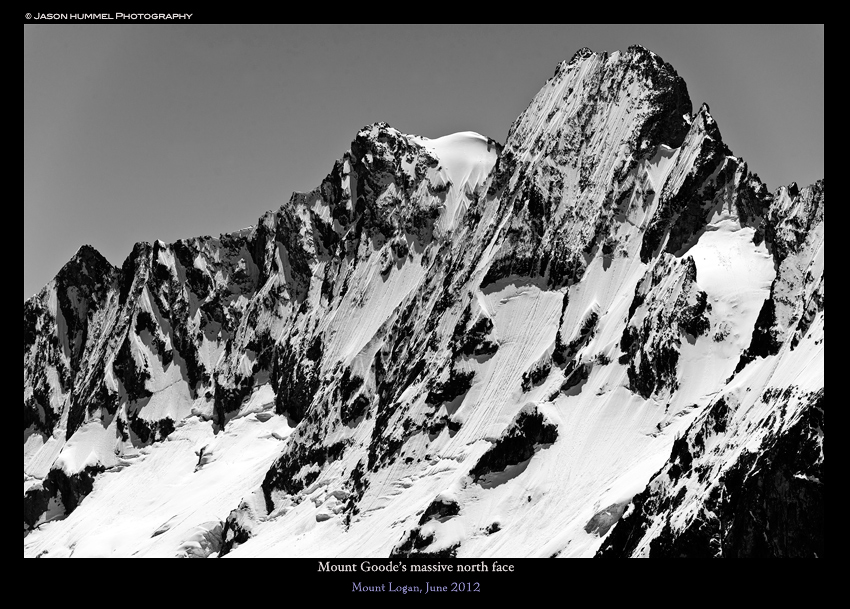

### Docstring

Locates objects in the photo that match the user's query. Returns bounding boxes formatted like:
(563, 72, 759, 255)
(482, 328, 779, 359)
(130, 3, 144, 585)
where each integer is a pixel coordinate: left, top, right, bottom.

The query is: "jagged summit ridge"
(24, 47, 823, 558)
(510, 45, 692, 158)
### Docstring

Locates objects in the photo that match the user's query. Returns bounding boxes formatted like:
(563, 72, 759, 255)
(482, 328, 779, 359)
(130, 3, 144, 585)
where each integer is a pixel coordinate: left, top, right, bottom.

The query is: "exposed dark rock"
(24, 464, 105, 532)
(554, 310, 598, 366)
(260, 440, 347, 511)
(426, 368, 474, 406)
(390, 526, 460, 558)
(341, 394, 370, 426)
(560, 361, 589, 393)
(214, 374, 254, 427)
(470, 407, 558, 481)
(245, 328, 275, 372)
(737, 180, 824, 372)
(627, 45, 693, 152)
(418, 497, 460, 525)
(736, 297, 780, 372)
(521, 359, 552, 392)
(219, 508, 253, 557)
(640, 108, 729, 263)
(453, 315, 498, 358)
(338, 367, 364, 403)
(598, 389, 823, 558)
(620, 257, 708, 398)
(272, 341, 321, 424)
(585, 501, 629, 536)
(112, 334, 152, 404)
(129, 415, 175, 444)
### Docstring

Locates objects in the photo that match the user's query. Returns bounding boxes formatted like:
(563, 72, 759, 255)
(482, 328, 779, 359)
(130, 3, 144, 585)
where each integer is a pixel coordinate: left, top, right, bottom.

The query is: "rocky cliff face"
(24, 46, 823, 558)
(598, 180, 824, 558)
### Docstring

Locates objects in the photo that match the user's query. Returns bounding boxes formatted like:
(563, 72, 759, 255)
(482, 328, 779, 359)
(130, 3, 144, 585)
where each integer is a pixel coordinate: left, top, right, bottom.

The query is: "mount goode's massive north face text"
(25, 46, 824, 558)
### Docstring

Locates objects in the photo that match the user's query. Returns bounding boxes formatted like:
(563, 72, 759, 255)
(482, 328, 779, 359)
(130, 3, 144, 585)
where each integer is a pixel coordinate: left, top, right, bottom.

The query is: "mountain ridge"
(24, 45, 823, 558)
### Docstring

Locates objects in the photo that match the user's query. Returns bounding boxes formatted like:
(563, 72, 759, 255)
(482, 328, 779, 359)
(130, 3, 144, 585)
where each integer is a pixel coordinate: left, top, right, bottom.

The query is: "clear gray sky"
(24, 24, 823, 300)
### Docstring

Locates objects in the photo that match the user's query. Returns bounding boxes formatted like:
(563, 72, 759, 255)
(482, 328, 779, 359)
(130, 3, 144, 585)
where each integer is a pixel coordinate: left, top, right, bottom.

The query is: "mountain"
(24, 46, 824, 558)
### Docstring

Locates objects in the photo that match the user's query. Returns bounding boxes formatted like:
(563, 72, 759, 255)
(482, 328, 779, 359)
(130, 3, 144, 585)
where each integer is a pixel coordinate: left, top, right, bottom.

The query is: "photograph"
(25, 22, 823, 569)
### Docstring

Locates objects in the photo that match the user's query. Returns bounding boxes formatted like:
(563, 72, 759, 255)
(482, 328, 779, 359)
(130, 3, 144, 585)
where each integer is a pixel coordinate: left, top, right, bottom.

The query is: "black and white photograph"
(25, 23, 823, 564)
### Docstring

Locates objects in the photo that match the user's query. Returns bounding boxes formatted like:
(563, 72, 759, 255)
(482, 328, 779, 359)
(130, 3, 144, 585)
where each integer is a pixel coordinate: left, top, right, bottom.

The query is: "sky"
(24, 24, 823, 300)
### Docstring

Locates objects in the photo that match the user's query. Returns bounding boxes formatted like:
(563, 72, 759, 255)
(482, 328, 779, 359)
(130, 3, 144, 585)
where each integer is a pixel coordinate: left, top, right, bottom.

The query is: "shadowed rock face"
(619, 256, 711, 398)
(24, 46, 823, 558)
(718, 397, 824, 558)
(24, 465, 104, 532)
(585, 502, 629, 537)
(598, 390, 823, 558)
(737, 180, 825, 372)
(470, 407, 558, 482)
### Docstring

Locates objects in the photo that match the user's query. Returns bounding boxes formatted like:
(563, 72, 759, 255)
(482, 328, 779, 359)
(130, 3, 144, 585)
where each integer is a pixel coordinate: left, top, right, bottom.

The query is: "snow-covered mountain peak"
(53, 243, 116, 291)
(69, 243, 111, 266)
(24, 47, 823, 559)
(506, 46, 691, 169)
(411, 131, 498, 187)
